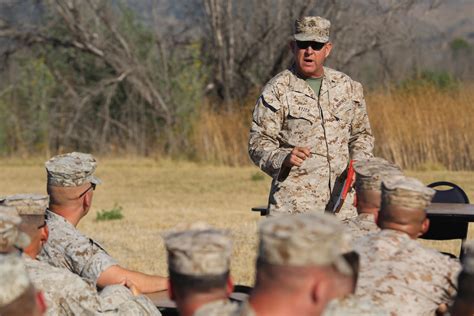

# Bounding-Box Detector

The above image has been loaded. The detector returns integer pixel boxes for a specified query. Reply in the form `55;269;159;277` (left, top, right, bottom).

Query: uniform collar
289;65;336;98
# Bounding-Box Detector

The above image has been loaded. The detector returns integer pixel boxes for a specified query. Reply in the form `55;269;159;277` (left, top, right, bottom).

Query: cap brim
90;176;102;185
15;232;31;249
294;33;329;43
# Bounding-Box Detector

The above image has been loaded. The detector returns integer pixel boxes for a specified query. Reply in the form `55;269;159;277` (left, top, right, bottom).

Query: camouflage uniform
341;213;379;240
354;177;461;315
355;229;461;315
2;193;160;316
164;224;238;316
322;295;389;316
0;253;33;309
248;66;373;217
248;17;373;217
38;152;117;285
193;299;239;316
38;209;118;285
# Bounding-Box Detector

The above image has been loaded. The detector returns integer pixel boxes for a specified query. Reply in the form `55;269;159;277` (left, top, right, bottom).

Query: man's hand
124;278;142;296
283;147;312;168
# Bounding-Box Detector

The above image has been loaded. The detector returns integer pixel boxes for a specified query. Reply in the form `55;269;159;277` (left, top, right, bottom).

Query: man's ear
324;42;333;58
226;276;234;296
168;279;175;300
289;40;296;52
420;218;430;236
83;190;93;209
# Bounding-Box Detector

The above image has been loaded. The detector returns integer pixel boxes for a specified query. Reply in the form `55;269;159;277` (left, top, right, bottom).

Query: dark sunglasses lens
296;41;325;51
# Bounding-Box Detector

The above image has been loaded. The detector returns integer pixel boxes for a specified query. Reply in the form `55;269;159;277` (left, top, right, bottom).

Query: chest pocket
328;98;353;124
283;94;319;146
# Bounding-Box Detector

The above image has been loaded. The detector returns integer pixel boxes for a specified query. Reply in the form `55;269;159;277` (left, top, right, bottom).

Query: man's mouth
303;58;314;64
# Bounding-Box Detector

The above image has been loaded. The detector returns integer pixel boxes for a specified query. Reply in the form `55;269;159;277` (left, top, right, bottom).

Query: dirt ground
1;158;473;285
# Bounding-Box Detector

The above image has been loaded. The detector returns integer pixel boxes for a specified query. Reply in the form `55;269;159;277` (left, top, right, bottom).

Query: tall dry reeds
192;84;474;170
367;84;473;170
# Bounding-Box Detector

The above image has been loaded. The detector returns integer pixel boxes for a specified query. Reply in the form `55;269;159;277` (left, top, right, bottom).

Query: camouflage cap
0;194;49;216
45;152;101;187
354;157;402;192
164;226;232;276
0;254;32;307
0;206;30;251
257;213;352;275
381;176;435;210
294;16;331;43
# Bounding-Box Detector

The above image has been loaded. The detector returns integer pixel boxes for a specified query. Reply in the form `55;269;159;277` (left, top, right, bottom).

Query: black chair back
421;181;470;258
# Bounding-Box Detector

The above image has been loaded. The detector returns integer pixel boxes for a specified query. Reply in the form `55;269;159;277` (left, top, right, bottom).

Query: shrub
96;204;124;221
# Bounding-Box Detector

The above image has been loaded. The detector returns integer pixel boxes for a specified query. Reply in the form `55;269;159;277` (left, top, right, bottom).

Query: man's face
24;217;48;259
291;40;332;78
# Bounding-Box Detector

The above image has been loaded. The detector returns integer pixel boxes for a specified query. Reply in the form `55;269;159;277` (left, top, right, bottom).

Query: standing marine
248;16;374;218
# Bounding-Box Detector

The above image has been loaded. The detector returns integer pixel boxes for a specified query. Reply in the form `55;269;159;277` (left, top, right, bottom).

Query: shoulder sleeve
348;80;374;160
64;231;118;285
248;81;291;179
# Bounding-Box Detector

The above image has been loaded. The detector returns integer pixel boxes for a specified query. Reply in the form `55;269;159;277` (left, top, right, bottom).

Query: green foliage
251;172;265;181
0;57;56;154
399;70;458;92
95;204;124;221
450;38;471;54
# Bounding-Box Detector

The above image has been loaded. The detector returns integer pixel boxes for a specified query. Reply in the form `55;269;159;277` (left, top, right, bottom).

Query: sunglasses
78;183;96;198
295;41;325;51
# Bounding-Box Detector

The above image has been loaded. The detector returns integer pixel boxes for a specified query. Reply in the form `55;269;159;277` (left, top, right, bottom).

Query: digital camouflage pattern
193;299;239;316
341;213;379;241
164;227;232;276
23;253;102;315
248;66;373;216
322;295;389;316
45;152;101;187
353;157;402;192
99;284;161;315
382;176;435;210
0;205;30;251
0;253;31;308
258;213;352;275
0;194;49;215
24;255;161;315
38;210;118;285
294;16;331;43
354;229;461;315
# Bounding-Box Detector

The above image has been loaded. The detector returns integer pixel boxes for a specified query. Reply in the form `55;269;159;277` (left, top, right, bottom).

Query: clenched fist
283;147;312;168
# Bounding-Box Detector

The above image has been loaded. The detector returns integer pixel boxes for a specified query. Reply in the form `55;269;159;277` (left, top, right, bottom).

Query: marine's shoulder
324;67;356;84
194;300;239;316
261;69;296;93
323;296;389;316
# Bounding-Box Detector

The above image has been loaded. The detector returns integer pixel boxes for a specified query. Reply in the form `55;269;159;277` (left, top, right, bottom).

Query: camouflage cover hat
0;254;32;307
354;158;402;192
381;176;435;210
0;206;30;251
45;152;101;187
0;194;49;216
164;226;232;276
294;16;331;43
257;213;352;275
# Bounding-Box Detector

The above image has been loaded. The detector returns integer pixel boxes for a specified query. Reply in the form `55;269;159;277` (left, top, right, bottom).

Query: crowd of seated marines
0;152;473;316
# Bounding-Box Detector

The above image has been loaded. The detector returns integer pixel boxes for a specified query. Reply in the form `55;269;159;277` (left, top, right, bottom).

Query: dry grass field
1;158;473;285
